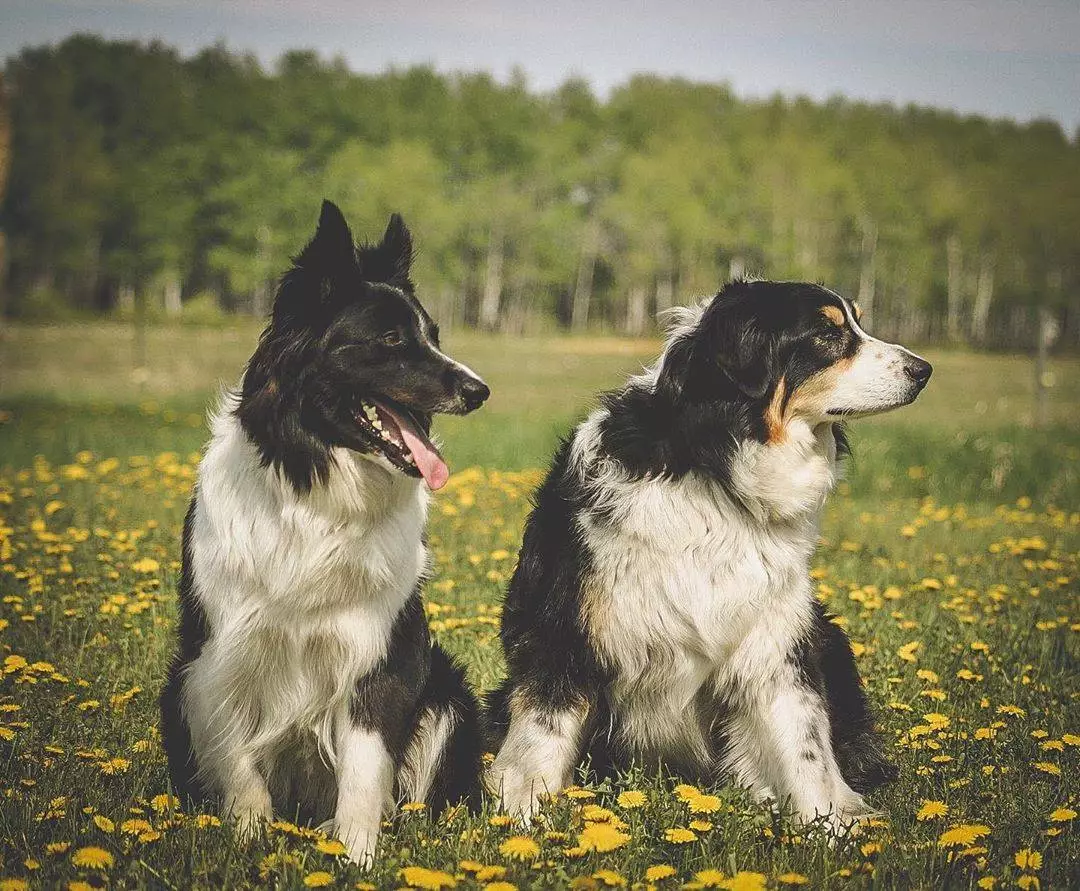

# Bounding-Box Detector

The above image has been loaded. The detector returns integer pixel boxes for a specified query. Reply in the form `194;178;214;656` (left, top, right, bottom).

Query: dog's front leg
221;753;274;839
334;716;395;867
726;666;872;834
487;696;590;822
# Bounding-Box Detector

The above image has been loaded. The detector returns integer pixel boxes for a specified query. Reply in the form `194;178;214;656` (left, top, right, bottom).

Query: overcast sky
2;0;1078;135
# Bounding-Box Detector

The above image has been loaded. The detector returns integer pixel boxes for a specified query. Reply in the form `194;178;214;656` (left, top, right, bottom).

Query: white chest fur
575;414;838;765
182;403;429;769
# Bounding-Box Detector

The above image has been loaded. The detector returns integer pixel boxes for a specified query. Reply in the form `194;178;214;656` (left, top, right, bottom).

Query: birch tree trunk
625;284;647;336
857;221;877;326
971;251;995;344
479;227;504;331
571;218;597;332
946;233;964;343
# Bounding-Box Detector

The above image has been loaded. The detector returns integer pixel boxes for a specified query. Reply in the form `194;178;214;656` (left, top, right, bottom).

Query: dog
160;200;490;864
487;280;929;830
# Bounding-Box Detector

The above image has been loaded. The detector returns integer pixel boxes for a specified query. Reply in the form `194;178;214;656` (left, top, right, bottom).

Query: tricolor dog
488;280;930;830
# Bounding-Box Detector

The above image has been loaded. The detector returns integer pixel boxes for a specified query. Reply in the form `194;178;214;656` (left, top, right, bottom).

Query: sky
2;0;1078;135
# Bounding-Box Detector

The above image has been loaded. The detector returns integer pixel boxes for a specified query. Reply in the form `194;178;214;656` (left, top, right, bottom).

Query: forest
1;34;1078;347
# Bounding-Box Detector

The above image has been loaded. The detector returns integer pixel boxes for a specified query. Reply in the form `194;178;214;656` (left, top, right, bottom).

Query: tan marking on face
786;355;855;420
765;377;788;444
852;301;863;321
821;304;845;327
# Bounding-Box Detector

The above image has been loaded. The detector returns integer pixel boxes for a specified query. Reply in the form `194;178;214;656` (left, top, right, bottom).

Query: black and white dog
488;281;930;830
160;201;490;864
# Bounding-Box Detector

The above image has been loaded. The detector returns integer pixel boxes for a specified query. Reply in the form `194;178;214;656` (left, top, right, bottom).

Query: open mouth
352;397;449;490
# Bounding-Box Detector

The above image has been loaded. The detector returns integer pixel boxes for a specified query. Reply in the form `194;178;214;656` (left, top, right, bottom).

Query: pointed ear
380;212;414;280
296;200;355;268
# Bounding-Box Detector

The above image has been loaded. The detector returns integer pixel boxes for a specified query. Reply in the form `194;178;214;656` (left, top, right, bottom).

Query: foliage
2;37;1079;343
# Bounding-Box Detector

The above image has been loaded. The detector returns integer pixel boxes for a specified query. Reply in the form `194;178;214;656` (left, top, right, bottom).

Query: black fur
491;280;899;799
159;201;488;828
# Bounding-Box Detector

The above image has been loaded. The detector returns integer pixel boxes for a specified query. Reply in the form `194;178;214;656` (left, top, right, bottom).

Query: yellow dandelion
1016;877;1040;891
483;883;517;891
617;790;646;808
92;815;114;833
1061;734;1080;746
693;869;727;887
976;878;996;890
399;866;457;889
71;846;114;869
401;801;427;812
194;814;221;828
690;820;713;832
130;557;160;573
591;869;626;887
673;783;701;802
644;864;677;881
120;819;152;836
917;800;949;821
475;865;507;882
488;815;513;827
150;794;178;813
578;821;630;852
68;883;95;891
1033;762;1061;776
44;842;70;856
564;786;595;800
303;872;334;888
687;793;721;814
720;872;768;891
664;827;697;844
0;880;29;891
1049;807;1076;822
499;836;540;860
776;875;809;886
1014;849;1043;870
937;824;991;848
315;838;347;856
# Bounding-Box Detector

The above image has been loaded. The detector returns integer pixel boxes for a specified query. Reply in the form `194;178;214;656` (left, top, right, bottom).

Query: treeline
1;34;1078;347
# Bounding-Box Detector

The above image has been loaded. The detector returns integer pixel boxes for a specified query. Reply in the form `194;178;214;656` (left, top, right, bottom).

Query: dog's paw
337;822;379;868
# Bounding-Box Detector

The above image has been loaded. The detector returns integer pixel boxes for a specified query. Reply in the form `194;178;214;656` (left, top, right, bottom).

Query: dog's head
238;200;489;492
658;280;931;439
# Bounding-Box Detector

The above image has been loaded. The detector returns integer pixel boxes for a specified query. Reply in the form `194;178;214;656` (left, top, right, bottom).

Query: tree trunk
625;284;647;336
857;221;877;326
655;269;673;319
946;233;963;343
729;255;747;282
971;251;995;344
163;273;182;318
479;227;504;331
571;218;597;333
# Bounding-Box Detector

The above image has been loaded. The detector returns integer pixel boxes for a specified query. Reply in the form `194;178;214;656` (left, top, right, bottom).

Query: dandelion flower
499;836;539;860
483;883;517;891
1049;807;1076;822
1014;849;1043;870
617;790;646;809
664;827;697;844
693;869;727;886
687;794;721;814
776;875;809;886
917;800;949;821
644;864;676;881
399;866;457;889
577;821;630;852
303;872;333;887
937;824;991;848
1033;762;1061;776
591;869;626;886
720;872;768;891
314;838;346;856
70;846;114;869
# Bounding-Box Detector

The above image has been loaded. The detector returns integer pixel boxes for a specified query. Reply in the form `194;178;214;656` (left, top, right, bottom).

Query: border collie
488;280;930;830
160;200;490;864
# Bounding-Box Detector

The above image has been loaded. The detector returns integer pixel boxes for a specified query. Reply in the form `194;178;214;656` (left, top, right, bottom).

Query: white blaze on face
821;298;931;418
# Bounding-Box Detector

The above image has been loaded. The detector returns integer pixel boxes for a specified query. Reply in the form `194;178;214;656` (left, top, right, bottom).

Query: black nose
459;376;490;412
904;357;933;388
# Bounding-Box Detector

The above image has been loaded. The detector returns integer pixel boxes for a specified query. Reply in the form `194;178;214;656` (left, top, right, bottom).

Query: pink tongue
382;406;449;491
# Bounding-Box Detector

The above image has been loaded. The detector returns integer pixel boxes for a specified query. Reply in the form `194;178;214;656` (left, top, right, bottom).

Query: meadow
0;323;1077;890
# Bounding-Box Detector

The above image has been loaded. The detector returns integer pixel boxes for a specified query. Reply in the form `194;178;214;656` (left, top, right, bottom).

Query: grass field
0;323;1077;890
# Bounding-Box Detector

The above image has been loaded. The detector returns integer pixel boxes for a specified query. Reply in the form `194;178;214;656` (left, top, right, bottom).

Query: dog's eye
381;331;404;348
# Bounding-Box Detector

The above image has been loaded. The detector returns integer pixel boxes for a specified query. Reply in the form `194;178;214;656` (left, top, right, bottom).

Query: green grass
0;325;1077;889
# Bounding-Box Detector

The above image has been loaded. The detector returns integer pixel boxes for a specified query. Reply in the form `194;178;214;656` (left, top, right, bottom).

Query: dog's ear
359;213;414;287
658;290;775;401
296;200;355;271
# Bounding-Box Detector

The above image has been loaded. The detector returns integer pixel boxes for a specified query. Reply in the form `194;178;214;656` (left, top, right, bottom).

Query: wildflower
0;880;29;891
1033;762;1061;776
690;820;713;832
120;819;152;836
1049;807;1076;822
937;824;991;848
976;878;996;889
92;815;114;833
897;641;921;662
644;864;676;881
130;557;160;573
401;801;427;812
578;821;630;852
1015;849;1043;870
673;783;701;801
303;872;333;887
592;869;626;886
499;836;539;860
488;815;513;827
399;866;457;889
70;846;114;869
44;843;70;856
314;838;346;856
150;794;178;813
664;827;697;844
484;883;517;891
917;800;949;821
617;790;646;808
694;869;727;887
687;794;721;813
776;875;809;886
720;873;767;891
1016;877;1040;891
